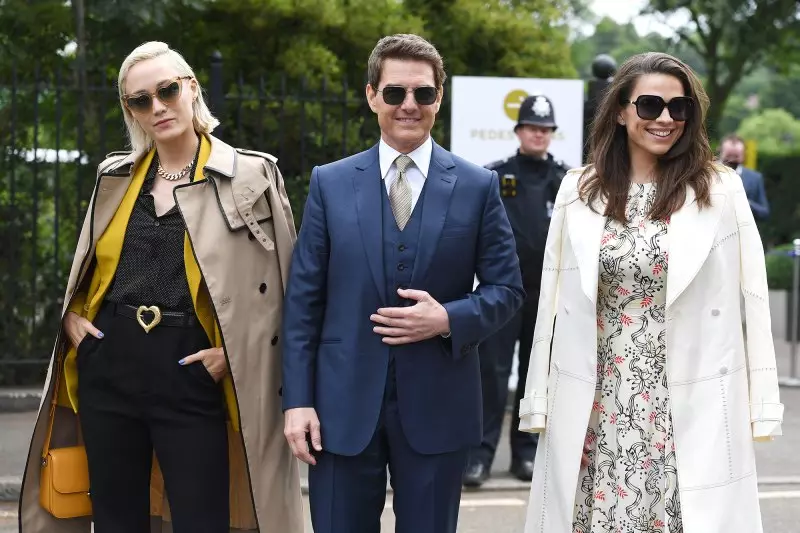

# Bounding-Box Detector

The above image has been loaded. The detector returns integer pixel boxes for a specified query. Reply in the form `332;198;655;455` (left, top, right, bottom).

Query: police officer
464;94;569;487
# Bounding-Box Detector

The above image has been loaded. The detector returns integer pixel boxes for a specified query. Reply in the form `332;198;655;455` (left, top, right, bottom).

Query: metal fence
0;51;613;385
0;53;451;384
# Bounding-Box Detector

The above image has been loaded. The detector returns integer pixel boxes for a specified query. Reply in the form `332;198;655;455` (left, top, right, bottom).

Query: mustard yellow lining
60;135;240;430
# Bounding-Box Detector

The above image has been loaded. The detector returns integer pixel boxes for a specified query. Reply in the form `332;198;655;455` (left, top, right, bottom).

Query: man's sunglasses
624;95;694;122
377;85;438;106
122;76;192;114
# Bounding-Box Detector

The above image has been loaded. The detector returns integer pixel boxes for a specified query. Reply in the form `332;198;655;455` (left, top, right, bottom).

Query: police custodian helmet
515;94;557;131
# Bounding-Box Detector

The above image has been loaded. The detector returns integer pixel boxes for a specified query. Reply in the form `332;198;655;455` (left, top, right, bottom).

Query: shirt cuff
518;393;548;433
750;401;784;440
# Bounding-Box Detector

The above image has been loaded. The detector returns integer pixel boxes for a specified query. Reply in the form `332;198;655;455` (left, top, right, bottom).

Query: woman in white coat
519;52;783;533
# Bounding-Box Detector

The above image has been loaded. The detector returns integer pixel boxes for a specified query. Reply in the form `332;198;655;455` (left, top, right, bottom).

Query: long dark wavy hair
579;52;714;222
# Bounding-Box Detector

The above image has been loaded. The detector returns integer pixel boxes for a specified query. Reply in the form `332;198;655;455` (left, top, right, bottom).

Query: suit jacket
740;166;769;220
282;141;524;456
519;165;783;533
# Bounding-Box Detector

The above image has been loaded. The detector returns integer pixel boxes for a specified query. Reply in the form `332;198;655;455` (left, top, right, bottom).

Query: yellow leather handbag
39;349;92;518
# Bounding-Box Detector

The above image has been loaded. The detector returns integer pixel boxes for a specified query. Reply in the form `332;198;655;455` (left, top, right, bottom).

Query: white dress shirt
379;136;432;212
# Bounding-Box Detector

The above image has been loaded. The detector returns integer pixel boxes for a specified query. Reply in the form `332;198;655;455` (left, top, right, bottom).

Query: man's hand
370;288;450;345
284;407;322;465
179;347;228;383
581;442;591;468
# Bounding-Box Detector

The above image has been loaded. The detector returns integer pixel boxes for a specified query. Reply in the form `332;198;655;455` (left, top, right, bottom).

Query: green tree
647;0;800;136
407;0;576;80
737;108;800;156
0;0;578;383
570;16;705;79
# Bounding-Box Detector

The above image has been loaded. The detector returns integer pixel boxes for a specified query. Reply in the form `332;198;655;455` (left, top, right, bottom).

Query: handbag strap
41;337;81;457
41;343;63;458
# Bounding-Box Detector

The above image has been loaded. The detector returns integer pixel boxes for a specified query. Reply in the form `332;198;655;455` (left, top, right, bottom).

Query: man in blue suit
720;134;770;220
281;34;524;533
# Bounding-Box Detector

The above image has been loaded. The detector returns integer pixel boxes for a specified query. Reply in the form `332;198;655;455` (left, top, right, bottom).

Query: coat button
248;232;256;241
259;283;267;293
711;309;720;316
398;244;406;252
397;263;405;271
720;366;728;375
271;336;278;346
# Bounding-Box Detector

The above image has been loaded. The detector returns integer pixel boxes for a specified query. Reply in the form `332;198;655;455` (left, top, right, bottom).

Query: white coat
519;165;784;533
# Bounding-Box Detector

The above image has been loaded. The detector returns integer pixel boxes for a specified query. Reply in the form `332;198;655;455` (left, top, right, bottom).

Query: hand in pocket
179;347;228;382
63;311;104;349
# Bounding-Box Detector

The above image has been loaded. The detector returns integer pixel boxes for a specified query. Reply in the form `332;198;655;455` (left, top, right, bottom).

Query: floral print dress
572;182;683;533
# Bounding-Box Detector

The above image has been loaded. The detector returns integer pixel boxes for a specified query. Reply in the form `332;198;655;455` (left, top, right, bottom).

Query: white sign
450;76;585;169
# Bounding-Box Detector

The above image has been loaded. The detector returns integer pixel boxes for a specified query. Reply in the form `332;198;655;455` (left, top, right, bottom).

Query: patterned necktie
390;154;413;230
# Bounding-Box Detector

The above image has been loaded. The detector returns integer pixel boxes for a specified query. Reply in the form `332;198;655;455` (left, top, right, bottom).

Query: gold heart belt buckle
136;305;162;333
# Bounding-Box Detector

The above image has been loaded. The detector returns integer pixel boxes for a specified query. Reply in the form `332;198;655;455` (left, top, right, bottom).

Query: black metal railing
0;51;610;384
0;52;432;384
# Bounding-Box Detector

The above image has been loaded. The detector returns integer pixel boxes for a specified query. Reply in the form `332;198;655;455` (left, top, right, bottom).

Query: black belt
109;302;198;332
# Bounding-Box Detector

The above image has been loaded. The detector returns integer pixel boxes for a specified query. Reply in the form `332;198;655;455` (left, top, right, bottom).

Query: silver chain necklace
157;159;194;181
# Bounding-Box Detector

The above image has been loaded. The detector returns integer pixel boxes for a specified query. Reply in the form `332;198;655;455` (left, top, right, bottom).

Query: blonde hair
118;41;219;153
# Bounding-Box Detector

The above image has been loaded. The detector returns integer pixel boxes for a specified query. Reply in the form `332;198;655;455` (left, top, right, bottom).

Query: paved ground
3;490;800;532
2;338;800;531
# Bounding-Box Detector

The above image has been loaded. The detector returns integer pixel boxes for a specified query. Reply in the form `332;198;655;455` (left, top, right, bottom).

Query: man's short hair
367;34;446;90
721;133;745;146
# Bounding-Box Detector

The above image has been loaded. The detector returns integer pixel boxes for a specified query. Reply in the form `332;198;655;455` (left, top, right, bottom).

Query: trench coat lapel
91;150;150;233
665;184;726;308
353;145;386;304
566;192;606;306
70;150;145;287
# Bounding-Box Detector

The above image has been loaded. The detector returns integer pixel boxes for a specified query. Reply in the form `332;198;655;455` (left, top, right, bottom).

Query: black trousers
77;302;229;533
309;361;468;533
471;270;542;468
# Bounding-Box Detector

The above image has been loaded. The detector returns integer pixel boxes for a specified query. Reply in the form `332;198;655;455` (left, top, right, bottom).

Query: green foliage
765;243;795;292
756;153;800;249
706;64;800;137
570;16;705;79
645;0;800;136
409;0;576;79
0;0;578;383
738;109;800;156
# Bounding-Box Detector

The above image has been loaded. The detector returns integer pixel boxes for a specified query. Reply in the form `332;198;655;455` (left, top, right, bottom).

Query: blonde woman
19;41;303;533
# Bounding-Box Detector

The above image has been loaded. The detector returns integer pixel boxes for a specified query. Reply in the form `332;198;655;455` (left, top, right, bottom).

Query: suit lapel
410;144;457;287
666;185;726;308
353;145;387;304
566;192;607;306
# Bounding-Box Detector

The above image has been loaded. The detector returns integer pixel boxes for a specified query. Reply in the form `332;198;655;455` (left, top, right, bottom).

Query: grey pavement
1;338;800;530
2;491;800;532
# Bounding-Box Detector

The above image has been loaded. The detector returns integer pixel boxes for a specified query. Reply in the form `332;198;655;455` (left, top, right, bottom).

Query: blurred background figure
463;94;569;488
720;133;770;221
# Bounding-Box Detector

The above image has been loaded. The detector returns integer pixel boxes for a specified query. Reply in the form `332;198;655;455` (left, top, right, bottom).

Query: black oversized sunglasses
122;76;192;114
624;95;694;121
377;85;438;106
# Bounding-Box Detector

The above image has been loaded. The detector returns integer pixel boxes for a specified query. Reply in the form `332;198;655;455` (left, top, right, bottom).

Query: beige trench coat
18;134;304;532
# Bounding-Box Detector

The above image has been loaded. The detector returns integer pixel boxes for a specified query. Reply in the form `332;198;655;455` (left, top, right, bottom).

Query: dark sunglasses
122;76;192;114
377;85;438;106
625;95;694;121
